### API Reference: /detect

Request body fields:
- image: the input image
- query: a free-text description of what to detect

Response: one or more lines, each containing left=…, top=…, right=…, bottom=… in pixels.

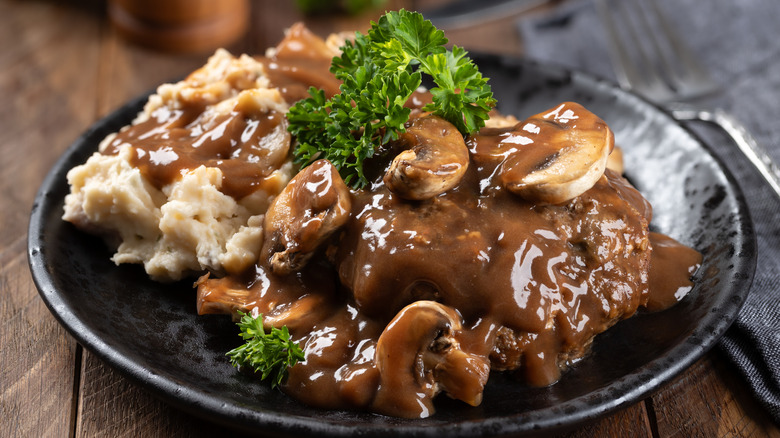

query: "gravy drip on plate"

left=645, top=232, right=702, bottom=312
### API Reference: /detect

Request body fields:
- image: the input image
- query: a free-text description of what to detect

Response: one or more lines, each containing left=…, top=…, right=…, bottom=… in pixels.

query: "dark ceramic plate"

left=28, top=55, right=755, bottom=437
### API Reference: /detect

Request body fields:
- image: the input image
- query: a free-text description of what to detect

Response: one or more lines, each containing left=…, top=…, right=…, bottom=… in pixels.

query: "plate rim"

left=27, top=53, right=757, bottom=437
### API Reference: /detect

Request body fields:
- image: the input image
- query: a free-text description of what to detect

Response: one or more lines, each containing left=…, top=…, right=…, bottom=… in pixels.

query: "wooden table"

left=2, top=0, right=779, bottom=436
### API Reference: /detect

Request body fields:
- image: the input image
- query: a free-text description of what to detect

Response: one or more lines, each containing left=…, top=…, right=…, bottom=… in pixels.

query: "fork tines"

left=595, top=0, right=718, bottom=103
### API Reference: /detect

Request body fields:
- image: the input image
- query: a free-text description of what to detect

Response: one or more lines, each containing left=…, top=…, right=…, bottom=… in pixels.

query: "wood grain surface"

left=2, top=0, right=778, bottom=436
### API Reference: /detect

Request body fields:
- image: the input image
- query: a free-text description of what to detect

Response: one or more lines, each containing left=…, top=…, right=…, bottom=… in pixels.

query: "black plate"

left=28, top=55, right=756, bottom=437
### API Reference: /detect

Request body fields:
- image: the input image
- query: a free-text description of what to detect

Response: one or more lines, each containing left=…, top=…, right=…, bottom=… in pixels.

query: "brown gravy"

left=196, top=113, right=700, bottom=418
left=103, top=23, right=339, bottom=200
left=645, top=232, right=702, bottom=311
left=257, top=23, right=342, bottom=103
left=103, top=24, right=701, bottom=418
left=103, top=105, right=289, bottom=199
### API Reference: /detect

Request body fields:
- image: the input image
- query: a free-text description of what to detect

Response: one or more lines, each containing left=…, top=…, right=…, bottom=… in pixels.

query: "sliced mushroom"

left=383, top=116, right=469, bottom=200
left=196, top=261, right=338, bottom=334
left=261, top=159, right=351, bottom=275
left=607, top=145, right=624, bottom=174
left=195, top=272, right=256, bottom=317
left=372, top=301, right=490, bottom=418
left=197, top=277, right=333, bottom=330
left=500, top=102, right=614, bottom=204
left=262, top=293, right=333, bottom=332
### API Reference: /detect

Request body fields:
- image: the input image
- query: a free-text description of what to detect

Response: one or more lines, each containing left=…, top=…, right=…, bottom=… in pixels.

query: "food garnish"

left=226, top=311, right=305, bottom=388
left=287, top=9, right=496, bottom=188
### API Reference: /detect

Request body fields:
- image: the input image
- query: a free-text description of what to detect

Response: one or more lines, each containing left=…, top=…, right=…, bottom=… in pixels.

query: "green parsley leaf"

left=287, top=9, right=496, bottom=189
left=226, top=311, right=305, bottom=388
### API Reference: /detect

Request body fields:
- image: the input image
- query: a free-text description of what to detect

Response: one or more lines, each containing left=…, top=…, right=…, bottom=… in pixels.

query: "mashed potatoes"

left=63, top=49, right=294, bottom=281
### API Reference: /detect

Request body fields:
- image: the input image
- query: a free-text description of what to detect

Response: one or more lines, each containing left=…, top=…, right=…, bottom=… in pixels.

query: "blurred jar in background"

left=108, top=0, right=249, bottom=53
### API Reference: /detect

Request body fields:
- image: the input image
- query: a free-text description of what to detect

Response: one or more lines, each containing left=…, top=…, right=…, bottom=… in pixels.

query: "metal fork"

left=595, top=0, right=780, bottom=198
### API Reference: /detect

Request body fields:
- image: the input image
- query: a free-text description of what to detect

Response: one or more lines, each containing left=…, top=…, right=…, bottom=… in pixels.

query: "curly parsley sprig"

left=287, top=9, right=496, bottom=188
left=226, top=311, right=305, bottom=388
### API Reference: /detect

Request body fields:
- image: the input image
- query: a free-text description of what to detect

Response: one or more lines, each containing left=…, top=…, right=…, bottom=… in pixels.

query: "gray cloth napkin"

left=518, top=0, right=780, bottom=423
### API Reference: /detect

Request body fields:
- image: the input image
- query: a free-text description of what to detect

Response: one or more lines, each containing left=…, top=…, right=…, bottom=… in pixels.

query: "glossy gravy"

left=102, top=23, right=341, bottom=200
left=101, top=25, right=702, bottom=418
left=197, top=156, right=700, bottom=418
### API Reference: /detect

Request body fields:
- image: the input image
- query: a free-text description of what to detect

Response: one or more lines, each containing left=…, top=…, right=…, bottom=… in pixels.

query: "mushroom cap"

left=372, top=301, right=490, bottom=418
left=500, top=102, right=614, bottom=204
left=262, top=159, right=351, bottom=275
left=384, top=116, right=470, bottom=201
